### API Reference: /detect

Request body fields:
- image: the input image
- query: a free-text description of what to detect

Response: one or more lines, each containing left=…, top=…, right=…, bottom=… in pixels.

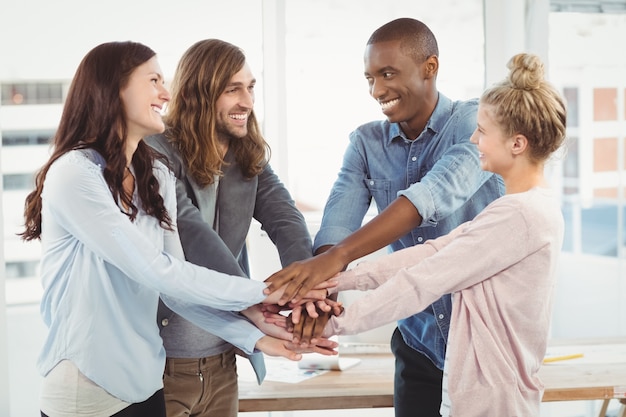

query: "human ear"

left=424, top=55, right=439, bottom=78
left=511, top=134, right=528, bottom=156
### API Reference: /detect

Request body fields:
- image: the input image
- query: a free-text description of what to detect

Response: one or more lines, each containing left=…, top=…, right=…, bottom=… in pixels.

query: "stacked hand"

left=264, top=250, right=347, bottom=305
left=259, top=251, right=347, bottom=357
left=287, top=302, right=344, bottom=345
left=244, top=279, right=343, bottom=360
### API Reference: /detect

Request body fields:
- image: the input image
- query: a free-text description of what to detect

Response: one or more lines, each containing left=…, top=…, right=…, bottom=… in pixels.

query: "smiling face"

left=215, top=62, right=256, bottom=142
left=119, top=56, right=170, bottom=142
left=364, top=40, right=435, bottom=139
left=470, top=104, right=515, bottom=176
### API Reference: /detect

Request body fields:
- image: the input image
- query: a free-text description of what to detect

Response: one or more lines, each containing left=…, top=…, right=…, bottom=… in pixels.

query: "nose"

left=159, top=84, right=171, bottom=102
left=241, top=89, right=254, bottom=109
left=369, top=78, right=385, bottom=100
left=470, top=128, right=478, bottom=144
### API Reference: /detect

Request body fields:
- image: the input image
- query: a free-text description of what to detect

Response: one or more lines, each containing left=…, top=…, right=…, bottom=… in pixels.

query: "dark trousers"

left=41, top=388, right=166, bottom=417
left=391, top=327, right=444, bottom=417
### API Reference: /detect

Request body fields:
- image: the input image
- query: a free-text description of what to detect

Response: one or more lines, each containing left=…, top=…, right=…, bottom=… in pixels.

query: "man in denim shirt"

left=266, top=18, right=504, bottom=416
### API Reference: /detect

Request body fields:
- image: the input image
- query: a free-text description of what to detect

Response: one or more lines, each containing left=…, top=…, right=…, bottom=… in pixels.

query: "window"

left=3, top=173, right=34, bottom=191
left=0, top=82, right=63, bottom=105
left=2, top=131, right=53, bottom=146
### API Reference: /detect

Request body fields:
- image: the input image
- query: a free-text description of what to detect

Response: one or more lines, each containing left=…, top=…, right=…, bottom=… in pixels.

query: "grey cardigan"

left=145, top=133, right=313, bottom=382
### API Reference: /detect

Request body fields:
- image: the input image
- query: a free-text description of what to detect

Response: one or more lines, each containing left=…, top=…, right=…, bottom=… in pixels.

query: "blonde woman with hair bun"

left=292, top=52, right=567, bottom=417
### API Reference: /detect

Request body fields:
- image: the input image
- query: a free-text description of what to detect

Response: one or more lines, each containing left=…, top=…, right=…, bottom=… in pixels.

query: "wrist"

left=324, top=245, right=351, bottom=271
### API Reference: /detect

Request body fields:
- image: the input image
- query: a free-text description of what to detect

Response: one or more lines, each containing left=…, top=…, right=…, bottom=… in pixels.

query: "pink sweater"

left=328, top=187, right=564, bottom=417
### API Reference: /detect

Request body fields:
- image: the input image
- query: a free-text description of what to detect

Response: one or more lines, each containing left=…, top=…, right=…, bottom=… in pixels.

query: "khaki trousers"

left=163, top=349, right=238, bottom=417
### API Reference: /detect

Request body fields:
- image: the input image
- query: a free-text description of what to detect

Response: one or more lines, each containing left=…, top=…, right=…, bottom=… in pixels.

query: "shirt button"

left=438, top=314, right=444, bottom=320
left=161, top=318, right=169, bottom=327
left=417, top=237, right=423, bottom=242
left=369, top=180, right=374, bottom=185
left=411, top=156, right=417, bottom=161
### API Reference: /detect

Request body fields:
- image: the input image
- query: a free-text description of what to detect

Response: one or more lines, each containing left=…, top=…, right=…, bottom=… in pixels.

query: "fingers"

left=263, top=264, right=305, bottom=302
left=314, top=337, right=339, bottom=350
left=261, top=303, right=284, bottom=314
left=284, top=349, right=303, bottom=361
left=290, top=306, right=303, bottom=325
left=332, top=304, right=345, bottom=316
left=283, top=341, right=339, bottom=356
left=306, top=344, right=339, bottom=356
left=311, top=277, right=339, bottom=290
left=323, top=298, right=344, bottom=316
left=289, top=311, right=305, bottom=343
left=263, top=313, right=287, bottom=328
left=316, top=300, right=331, bottom=313
left=288, top=301, right=343, bottom=344
left=279, top=280, right=308, bottom=305
left=300, top=311, right=317, bottom=345
left=305, top=301, right=319, bottom=318
left=255, top=335, right=303, bottom=361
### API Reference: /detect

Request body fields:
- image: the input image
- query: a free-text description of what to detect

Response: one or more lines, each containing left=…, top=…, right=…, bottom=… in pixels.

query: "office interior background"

left=1, top=0, right=625, bottom=416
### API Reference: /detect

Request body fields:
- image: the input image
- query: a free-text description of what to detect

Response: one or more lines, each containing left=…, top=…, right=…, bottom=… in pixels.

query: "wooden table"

left=540, top=338, right=626, bottom=417
left=239, top=353, right=394, bottom=412
left=238, top=338, right=626, bottom=413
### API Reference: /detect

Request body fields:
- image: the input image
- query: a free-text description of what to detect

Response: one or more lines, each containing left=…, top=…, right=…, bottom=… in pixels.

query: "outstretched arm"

left=264, top=196, right=422, bottom=304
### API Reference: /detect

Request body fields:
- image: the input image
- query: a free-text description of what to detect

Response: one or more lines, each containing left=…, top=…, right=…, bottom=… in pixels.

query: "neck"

left=217, top=136, right=230, bottom=158
left=400, top=98, right=437, bottom=141
left=503, top=164, right=546, bottom=194
left=125, top=136, right=141, bottom=168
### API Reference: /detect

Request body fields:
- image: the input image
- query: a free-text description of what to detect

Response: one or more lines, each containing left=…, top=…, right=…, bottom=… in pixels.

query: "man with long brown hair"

left=146, top=39, right=321, bottom=417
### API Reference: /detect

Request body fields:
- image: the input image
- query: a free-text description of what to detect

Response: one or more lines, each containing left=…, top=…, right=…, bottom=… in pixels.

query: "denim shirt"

left=314, top=93, right=504, bottom=369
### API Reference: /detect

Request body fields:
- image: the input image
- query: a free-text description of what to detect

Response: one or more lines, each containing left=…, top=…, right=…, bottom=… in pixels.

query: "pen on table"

left=542, top=353, right=584, bottom=364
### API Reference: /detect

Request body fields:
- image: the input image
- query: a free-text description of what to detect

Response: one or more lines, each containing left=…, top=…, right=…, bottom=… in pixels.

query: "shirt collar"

left=388, top=92, right=452, bottom=144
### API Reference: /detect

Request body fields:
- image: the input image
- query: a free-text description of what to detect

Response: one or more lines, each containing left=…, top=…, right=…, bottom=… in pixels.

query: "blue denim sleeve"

left=399, top=105, right=489, bottom=225
left=400, top=142, right=485, bottom=225
left=313, top=136, right=373, bottom=251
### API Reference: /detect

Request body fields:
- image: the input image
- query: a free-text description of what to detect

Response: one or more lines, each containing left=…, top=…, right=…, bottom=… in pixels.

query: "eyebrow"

left=148, top=71, right=164, bottom=81
left=365, top=66, right=397, bottom=77
left=227, top=78, right=257, bottom=88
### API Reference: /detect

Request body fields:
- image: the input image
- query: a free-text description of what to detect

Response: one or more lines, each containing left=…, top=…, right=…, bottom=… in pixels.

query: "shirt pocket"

left=364, top=178, right=392, bottom=210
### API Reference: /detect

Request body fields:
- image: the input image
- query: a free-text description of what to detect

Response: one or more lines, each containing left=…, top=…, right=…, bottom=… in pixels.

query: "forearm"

left=328, top=196, right=422, bottom=266
left=161, top=296, right=264, bottom=354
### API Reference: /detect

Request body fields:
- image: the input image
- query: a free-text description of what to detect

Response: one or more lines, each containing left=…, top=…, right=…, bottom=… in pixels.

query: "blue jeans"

left=392, top=328, right=443, bottom=417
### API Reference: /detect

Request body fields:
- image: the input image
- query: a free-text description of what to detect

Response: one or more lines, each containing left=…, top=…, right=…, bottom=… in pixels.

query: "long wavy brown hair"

left=163, top=39, right=270, bottom=187
left=20, top=41, right=172, bottom=241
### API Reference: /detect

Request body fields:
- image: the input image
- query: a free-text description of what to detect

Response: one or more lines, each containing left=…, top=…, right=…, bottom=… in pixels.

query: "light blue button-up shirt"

left=37, top=150, right=267, bottom=403
left=314, top=94, right=504, bottom=369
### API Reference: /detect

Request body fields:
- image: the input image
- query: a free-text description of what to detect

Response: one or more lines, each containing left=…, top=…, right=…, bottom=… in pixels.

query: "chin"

left=384, top=113, right=400, bottom=123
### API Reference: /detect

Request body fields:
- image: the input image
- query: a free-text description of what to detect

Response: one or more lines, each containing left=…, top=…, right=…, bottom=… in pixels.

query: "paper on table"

left=298, top=352, right=361, bottom=371
left=237, top=356, right=329, bottom=384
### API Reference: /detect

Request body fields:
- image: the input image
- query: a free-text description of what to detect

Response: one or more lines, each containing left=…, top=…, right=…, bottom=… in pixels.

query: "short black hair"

left=367, top=18, right=439, bottom=64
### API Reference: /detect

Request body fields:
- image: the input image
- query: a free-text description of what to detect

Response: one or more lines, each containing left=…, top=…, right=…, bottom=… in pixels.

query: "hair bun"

left=507, top=53, right=544, bottom=91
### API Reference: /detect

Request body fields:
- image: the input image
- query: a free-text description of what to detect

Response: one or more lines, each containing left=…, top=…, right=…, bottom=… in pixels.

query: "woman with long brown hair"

left=21, top=41, right=326, bottom=417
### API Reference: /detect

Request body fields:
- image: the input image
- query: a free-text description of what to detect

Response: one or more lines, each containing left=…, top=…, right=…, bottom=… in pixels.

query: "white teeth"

left=380, top=98, right=399, bottom=111
left=230, top=114, right=247, bottom=120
